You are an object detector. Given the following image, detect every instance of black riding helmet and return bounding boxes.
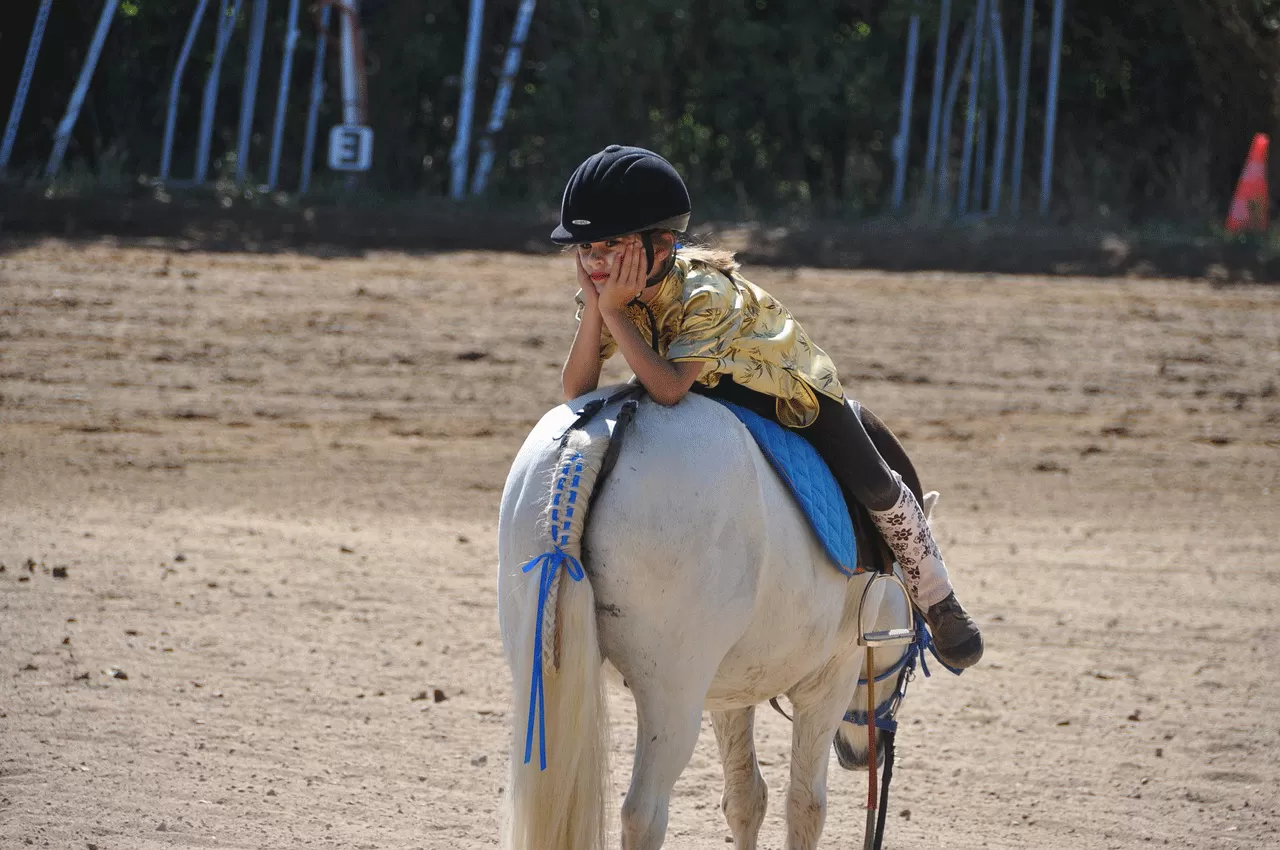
[550,145,691,246]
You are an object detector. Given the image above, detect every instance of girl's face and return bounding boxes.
[576,237,631,286]
[576,233,673,287]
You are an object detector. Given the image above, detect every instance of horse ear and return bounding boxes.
[923,490,939,521]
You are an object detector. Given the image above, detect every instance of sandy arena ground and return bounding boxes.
[1,240,1277,850]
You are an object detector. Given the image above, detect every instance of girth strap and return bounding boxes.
[592,399,639,506]
[557,383,646,447]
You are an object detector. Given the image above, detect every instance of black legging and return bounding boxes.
[693,378,915,512]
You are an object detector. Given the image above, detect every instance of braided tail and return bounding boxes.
[504,431,610,850]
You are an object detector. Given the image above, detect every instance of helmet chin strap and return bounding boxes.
[640,230,677,287]
[624,230,675,355]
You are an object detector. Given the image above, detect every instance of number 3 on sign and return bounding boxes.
[328,125,374,172]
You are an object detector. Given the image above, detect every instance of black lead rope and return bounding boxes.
[874,731,895,850]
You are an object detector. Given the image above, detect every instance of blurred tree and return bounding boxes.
[1,0,1276,224]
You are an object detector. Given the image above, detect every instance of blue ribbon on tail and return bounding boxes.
[520,545,584,771]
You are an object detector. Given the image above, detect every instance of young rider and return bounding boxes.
[556,144,983,669]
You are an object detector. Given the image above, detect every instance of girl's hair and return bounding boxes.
[675,243,739,275]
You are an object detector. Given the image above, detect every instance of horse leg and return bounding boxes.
[711,707,767,850]
[783,665,862,850]
[620,685,707,850]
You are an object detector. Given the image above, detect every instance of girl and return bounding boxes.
[555,145,982,669]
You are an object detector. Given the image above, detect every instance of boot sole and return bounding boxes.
[935,633,984,669]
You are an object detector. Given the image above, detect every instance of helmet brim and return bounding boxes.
[550,212,690,245]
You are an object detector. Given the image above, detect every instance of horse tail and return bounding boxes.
[503,430,610,850]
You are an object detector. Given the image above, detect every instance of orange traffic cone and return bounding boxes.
[1225,133,1269,234]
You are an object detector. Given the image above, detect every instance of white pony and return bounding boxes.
[497,385,929,850]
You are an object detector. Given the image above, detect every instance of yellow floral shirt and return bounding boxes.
[574,256,844,427]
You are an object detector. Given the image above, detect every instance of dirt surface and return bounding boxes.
[2,240,1277,850]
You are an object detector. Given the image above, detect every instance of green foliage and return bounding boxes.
[1,0,1277,225]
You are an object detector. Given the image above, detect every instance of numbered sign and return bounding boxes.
[328,124,374,171]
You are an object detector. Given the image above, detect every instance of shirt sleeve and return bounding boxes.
[666,278,743,364]
[573,289,618,361]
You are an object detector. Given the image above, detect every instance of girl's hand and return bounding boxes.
[597,239,646,315]
[575,255,601,313]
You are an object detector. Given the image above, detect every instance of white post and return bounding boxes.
[1,0,55,172]
[890,11,922,211]
[471,0,537,195]
[46,0,120,178]
[451,0,486,199]
[194,0,244,185]
[160,0,211,181]
[1009,0,1034,216]
[299,4,331,194]
[267,0,301,190]
[1039,0,1065,217]
[956,0,988,215]
[922,0,951,206]
[339,0,362,125]
[235,0,270,185]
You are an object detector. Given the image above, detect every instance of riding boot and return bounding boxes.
[868,472,984,669]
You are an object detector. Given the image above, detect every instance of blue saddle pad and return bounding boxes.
[715,400,859,575]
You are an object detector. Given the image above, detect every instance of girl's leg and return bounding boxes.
[798,393,982,668]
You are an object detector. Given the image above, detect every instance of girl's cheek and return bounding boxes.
[581,250,618,271]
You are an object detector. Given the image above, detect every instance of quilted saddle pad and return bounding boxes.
[714,400,859,575]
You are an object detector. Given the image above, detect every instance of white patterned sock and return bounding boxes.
[867,471,954,609]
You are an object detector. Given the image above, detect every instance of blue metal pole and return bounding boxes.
[450,0,486,200]
[299,5,331,194]
[46,0,120,178]
[194,0,243,185]
[471,0,538,195]
[988,0,1011,216]
[936,17,975,214]
[974,116,987,214]
[957,0,988,216]
[1010,0,1034,216]
[160,0,212,182]
[1039,0,1065,216]
[267,0,301,190]
[235,0,270,185]
[972,27,991,215]
[891,11,922,211]
[922,0,952,206]
[0,0,54,173]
